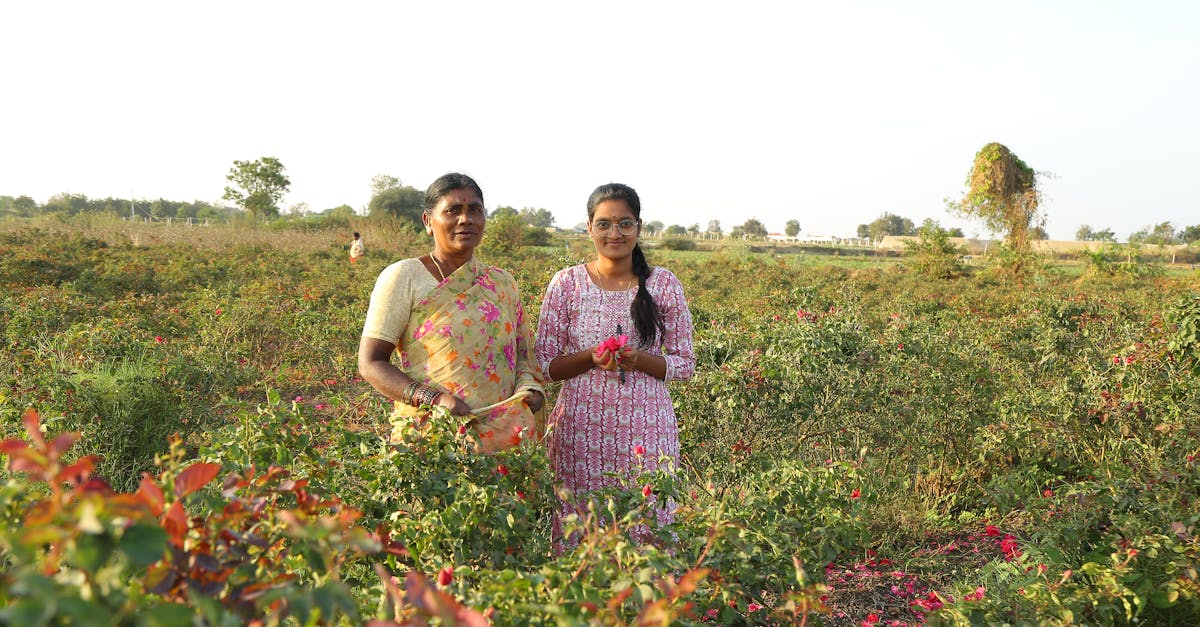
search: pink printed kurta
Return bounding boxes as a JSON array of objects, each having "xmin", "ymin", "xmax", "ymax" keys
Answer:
[{"xmin": 535, "ymin": 264, "xmax": 695, "ymax": 518}]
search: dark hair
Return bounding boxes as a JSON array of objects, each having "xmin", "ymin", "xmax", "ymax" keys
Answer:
[
  {"xmin": 353, "ymin": 232, "xmax": 360, "ymax": 238},
  {"xmin": 587, "ymin": 183, "xmax": 663, "ymax": 346},
  {"xmin": 424, "ymin": 173, "xmax": 484, "ymax": 213}
]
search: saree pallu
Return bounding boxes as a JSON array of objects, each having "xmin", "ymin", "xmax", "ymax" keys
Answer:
[{"xmin": 391, "ymin": 257, "xmax": 542, "ymax": 451}]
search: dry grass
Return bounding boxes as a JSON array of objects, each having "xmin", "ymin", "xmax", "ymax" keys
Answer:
[{"xmin": 0, "ymin": 214, "xmax": 428, "ymax": 258}]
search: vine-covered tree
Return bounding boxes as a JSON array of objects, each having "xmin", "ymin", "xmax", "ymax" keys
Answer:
[
  {"xmin": 950, "ymin": 143, "xmax": 1042, "ymax": 259},
  {"xmin": 223, "ymin": 157, "xmax": 290, "ymax": 219},
  {"xmin": 785, "ymin": 219, "xmax": 800, "ymax": 237}
]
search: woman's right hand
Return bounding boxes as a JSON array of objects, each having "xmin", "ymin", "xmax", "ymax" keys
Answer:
[
  {"xmin": 433, "ymin": 392, "xmax": 473, "ymax": 416},
  {"xmin": 592, "ymin": 345, "xmax": 620, "ymax": 371}
]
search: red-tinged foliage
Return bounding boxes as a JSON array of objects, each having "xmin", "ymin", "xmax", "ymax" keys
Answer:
[
  {"xmin": 55, "ymin": 457, "xmax": 96, "ymax": 485},
  {"xmin": 163, "ymin": 501, "xmax": 189, "ymax": 548},
  {"xmin": 0, "ymin": 412, "xmax": 392, "ymax": 624},
  {"xmin": 174, "ymin": 461, "xmax": 221, "ymax": 498},
  {"xmin": 138, "ymin": 473, "xmax": 166, "ymax": 516},
  {"xmin": 48, "ymin": 431, "xmax": 79, "ymax": 458},
  {"xmin": 23, "ymin": 406, "xmax": 45, "ymax": 447},
  {"xmin": 372, "ymin": 566, "xmax": 490, "ymax": 627}
]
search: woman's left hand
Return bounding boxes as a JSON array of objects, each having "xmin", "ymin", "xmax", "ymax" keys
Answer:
[
  {"xmin": 616, "ymin": 346, "xmax": 639, "ymax": 370},
  {"xmin": 524, "ymin": 390, "xmax": 545, "ymax": 413}
]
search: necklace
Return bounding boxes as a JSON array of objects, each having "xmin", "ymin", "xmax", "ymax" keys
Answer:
[
  {"xmin": 591, "ymin": 262, "xmax": 634, "ymax": 291},
  {"xmin": 429, "ymin": 254, "xmax": 448, "ymax": 282}
]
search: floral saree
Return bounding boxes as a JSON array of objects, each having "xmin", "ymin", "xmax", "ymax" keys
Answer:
[{"xmin": 391, "ymin": 257, "xmax": 542, "ymax": 451}]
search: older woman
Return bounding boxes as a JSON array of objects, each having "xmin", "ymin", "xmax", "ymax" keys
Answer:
[{"xmin": 358, "ymin": 173, "xmax": 544, "ymax": 445}]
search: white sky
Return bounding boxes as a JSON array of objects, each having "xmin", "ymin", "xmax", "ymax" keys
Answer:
[{"xmin": 2, "ymin": 1, "xmax": 1197, "ymax": 240}]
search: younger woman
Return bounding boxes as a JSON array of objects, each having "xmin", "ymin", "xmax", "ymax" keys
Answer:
[{"xmin": 535, "ymin": 183, "xmax": 695, "ymax": 541}]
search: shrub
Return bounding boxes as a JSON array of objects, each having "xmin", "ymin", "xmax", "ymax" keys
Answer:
[
  {"xmin": 904, "ymin": 224, "xmax": 967, "ymax": 279},
  {"xmin": 658, "ymin": 236, "xmax": 697, "ymax": 251}
]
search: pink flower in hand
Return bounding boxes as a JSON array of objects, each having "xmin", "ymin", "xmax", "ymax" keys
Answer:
[{"xmin": 598, "ymin": 334, "xmax": 628, "ymax": 354}]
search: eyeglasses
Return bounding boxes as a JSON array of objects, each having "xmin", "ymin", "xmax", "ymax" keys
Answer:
[{"xmin": 593, "ymin": 219, "xmax": 640, "ymax": 236}]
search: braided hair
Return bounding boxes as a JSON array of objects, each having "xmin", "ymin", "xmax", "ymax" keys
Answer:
[{"xmin": 586, "ymin": 183, "xmax": 664, "ymax": 347}]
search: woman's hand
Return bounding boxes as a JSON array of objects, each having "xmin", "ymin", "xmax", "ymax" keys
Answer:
[
  {"xmin": 592, "ymin": 345, "xmax": 621, "ymax": 371},
  {"xmin": 433, "ymin": 392, "xmax": 473, "ymax": 417},
  {"xmin": 524, "ymin": 390, "xmax": 545, "ymax": 413},
  {"xmin": 616, "ymin": 346, "xmax": 639, "ymax": 369}
]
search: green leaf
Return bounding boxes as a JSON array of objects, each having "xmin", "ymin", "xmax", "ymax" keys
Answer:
[
  {"xmin": 70, "ymin": 531, "xmax": 115, "ymax": 573},
  {"xmin": 1149, "ymin": 588, "xmax": 1177, "ymax": 608},
  {"xmin": 137, "ymin": 603, "xmax": 195, "ymax": 627},
  {"xmin": 120, "ymin": 523, "xmax": 168, "ymax": 568},
  {"xmin": 312, "ymin": 582, "xmax": 359, "ymax": 622},
  {"xmin": 0, "ymin": 599, "xmax": 55, "ymax": 627}
]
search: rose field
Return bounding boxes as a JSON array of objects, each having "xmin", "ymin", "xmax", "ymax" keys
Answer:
[{"xmin": 2, "ymin": 216, "xmax": 1199, "ymax": 626}]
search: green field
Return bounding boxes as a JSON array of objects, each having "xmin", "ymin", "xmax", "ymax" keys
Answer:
[{"xmin": 2, "ymin": 216, "xmax": 1199, "ymax": 625}]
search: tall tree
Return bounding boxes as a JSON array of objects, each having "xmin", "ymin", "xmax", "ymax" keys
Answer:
[
  {"xmin": 644, "ymin": 221, "xmax": 664, "ymax": 237},
  {"xmin": 223, "ymin": 157, "xmax": 290, "ymax": 219},
  {"xmin": 1076, "ymin": 224, "xmax": 1116, "ymax": 241},
  {"xmin": 740, "ymin": 218, "xmax": 768, "ymax": 239},
  {"xmin": 518, "ymin": 207, "xmax": 555, "ymax": 228},
  {"xmin": 1150, "ymin": 221, "xmax": 1179, "ymax": 245},
  {"xmin": 368, "ymin": 180, "xmax": 424, "ymax": 226},
  {"xmin": 0, "ymin": 195, "xmax": 37, "ymax": 217},
  {"xmin": 1181, "ymin": 224, "xmax": 1200, "ymax": 244},
  {"xmin": 44, "ymin": 193, "xmax": 90, "ymax": 216},
  {"xmin": 370, "ymin": 174, "xmax": 403, "ymax": 198},
  {"xmin": 785, "ymin": 219, "xmax": 800, "ymax": 237},
  {"xmin": 706, "ymin": 220, "xmax": 723, "ymax": 238},
  {"xmin": 951, "ymin": 142, "xmax": 1042, "ymax": 258},
  {"xmin": 863, "ymin": 212, "xmax": 915, "ymax": 242}
]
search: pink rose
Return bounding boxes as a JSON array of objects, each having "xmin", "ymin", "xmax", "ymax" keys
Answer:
[{"xmin": 599, "ymin": 335, "xmax": 628, "ymax": 353}]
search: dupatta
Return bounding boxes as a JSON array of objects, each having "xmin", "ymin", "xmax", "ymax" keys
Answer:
[{"xmin": 392, "ymin": 257, "xmax": 541, "ymax": 452}]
